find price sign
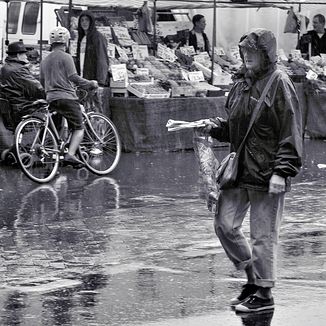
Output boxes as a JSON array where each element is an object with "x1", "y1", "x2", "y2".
[
  {"x1": 111, "y1": 64, "x2": 128, "y2": 81},
  {"x1": 132, "y1": 45, "x2": 149, "y2": 60},
  {"x1": 115, "y1": 46, "x2": 129, "y2": 61},
  {"x1": 291, "y1": 49, "x2": 302, "y2": 60},
  {"x1": 112, "y1": 26, "x2": 131, "y2": 40},
  {"x1": 214, "y1": 47, "x2": 225, "y2": 56},
  {"x1": 306, "y1": 69, "x2": 318, "y2": 80},
  {"x1": 136, "y1": 68, "x2": 149, "y2": 75},
  {"x1": 157, "y1": 43, "x2": 177, "y2": 62},
  {"x1": 107, "y1": 43, "x2": 116, "y2": 58},
  {"x1": 179, "y1": 46, "x2": 196, "y2": 56},
  {"x1": 188, "y1": 71, "x2": 205, "y2": 82}
]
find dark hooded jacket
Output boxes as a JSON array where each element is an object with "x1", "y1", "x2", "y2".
[
  {"x1": 210, "y1": 28, "x2": 302, "y2": 191},
  {"x1": 76, "y1": 10, "x2": 109, "y2": 86},
  {"x1": 0, "y1": 57, "x2": 44, "y2": 107}
]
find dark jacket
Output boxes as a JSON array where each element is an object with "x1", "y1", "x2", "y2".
[
  {"x1": 76, "y1": 10, "x2": 109, "y2": 86},
  {"x1": 188, "y1": 29, "x2": 210, "y2": 53},
  {"x1": 297, "y1": 29, "x2": 326, "y2": 57},
  {"x1": 0, "y1": 57, "x2": 45, "y2": 107},
  {"x1": 210, "y1": 29, "x2": 302, "y2": 191}
]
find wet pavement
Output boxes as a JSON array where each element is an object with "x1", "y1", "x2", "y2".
[{"x1": 0, "y1": 138, "x2": 325, "y2": 326}]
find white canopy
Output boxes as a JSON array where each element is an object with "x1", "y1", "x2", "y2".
[{"x1": 0, "y1": 0, "x2": 309, "y2": 10}]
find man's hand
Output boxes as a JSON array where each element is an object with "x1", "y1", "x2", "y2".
[
  {"x1": 269, "y1": 174, "x2": 285, "y2": 194},
  {"x1": 90, "y1": 80, "x2": 99, "y2": 89}
]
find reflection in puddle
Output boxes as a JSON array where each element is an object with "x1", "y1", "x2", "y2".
[{"x1": 0, "y1": 140, "x2": 325, "y2": 325}]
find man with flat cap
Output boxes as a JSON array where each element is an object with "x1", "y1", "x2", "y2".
[{"x1": 0, "y1": 41, "x2": 45, "y2": 128}]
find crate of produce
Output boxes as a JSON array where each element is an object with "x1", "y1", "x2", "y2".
[
  {"x1": 110, "y1": 78, "x2": 128, "y2": 88},
  {"x1": 127, "y1": 83, "x2": 170, "y2": 98},
  {"x1": 171, "y1": 85, "x2": 198, "y2": 97}
]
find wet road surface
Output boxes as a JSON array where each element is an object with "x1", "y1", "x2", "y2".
[{"x1": 0, "y1": 138, "x2": 325, "y2": 326}]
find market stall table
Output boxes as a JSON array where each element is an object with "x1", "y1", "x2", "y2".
[{"x1": 107, "y1": 96, "x2": 227, "y2": 152}]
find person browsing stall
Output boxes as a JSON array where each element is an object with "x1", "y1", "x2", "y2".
[
  {"x1": 199, "y1": 29, "x2": 302, "y2": 313},
  {"x1": 188, "y1": 14, "x2": 210, "y2": 54},
  {"x1": 40, "y1": 27, "x2": 98, "y2": 168},
  {"x1": 297, "y1": 14, "x2": 326, "y2": 58}
]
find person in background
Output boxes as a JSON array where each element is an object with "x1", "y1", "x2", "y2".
[
  {"x1": 199, "y1": 29, "x2": 302, "y2": 313},
  {"x1": 76, "y1": 10, "x2": 109, "y2": 86},
  {"x1": 188, "y1": 14, "x2": 210, "y2": 54},
  {"x1": 136, "y1": 1, "x2": 153, "y2": 34},
  {"x1": 0, "y1": 41, "x2": 45, "y2": 128},
  {"x1": 297, "y1": 14, "x2": 326, "y2": 58},
  {"x1": 40, "y1": 27, "x2": 98, "y2": 168}
]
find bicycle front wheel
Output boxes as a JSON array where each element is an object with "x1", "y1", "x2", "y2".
[
  {"x1": 78, "y1": 113, "x2": 121, "y2": 175},
  {"x1": 15, "y1": 118, "x2": 59, "y2": 183}
]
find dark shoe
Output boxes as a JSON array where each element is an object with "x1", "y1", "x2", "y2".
[
  {"x1": 63, "y1": 153, "x2": 84, "y2": 168},
  {"x1": 235, "y1": 295, "x2": 274, "y2": 313},
  {"x1": 230, "y1": 284, "x2": 259, "y2": 306},
  {"x1": 2, "y1": 150, "x2": 17, "y2": 166}
]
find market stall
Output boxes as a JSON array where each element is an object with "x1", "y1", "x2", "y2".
[
  {"x1": 3, "y1": 0, "x2": 326, "y2": 151},
  {"x1": 108, "y1": 96, "x2": 227, "y2": 152}
]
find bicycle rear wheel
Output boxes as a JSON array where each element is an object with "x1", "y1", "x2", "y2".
[
  {"x1": 78, "y1": 113, "x2": 121, "y2": 175},
  {"x1": 15, "y1": 118, "x2": 59, "y2": 183}
]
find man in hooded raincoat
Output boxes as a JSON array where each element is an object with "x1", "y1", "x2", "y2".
[
  {"x1": 201, "y1": 29, "x2": 302, "y2": 313},
  {"x1": 76, "y1": 10, "x2": 109, "y2": 86}
]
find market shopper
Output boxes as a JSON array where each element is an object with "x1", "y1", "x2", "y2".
[
  {"x1": 297, "y1": 14, "x2": 326, "y2": 58},
  {"x1": 188, "y1": 14, "x2": 210, "y2": 54},
  {"x1": 199, "y1": 29, "x2": 302, "y2": 312},
  {"x1": 75, "y1": 10, "x2": 109, "y2": 86},
  {"x1": 40, "y1": 26, "x2": 98, "y2": 168},
  {"x1": 0, "y1": 41, "x2": 45, "y2": 128}
]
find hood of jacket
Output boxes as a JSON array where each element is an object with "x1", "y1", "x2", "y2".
[
  {"x1": 234, "y1": 28, "x2": 277, "y2": 83},
  {"x1": 77, "y1": 10, "x2": 97, "y2": 40},
  {"x1": 239, "y1": 28, "x2": 277, "y2": 64}
]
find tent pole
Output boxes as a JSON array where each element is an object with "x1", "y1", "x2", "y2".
[
  {"x1": 68, "y1": 0, "x2": 73, "y2": 31},
  {"x1": 153, "y1": 0, "x2": 157, "y2": 55},
  {"x1": 40, "y1": 0, "x2": 43, "y2": 60},
  {"x1": 210, "y1": 0, "x2": 217, "y2": 85},
  {"x1": 4, "y1": 0, "x2": 9, "y2": 47}
]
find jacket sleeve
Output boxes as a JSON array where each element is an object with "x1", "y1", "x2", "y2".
[
  {"x1": 209, "y1": 120, "x2": 229, "y2": 142},
  {"x1": 95, "y1": 33, "x2": 109, "y2": 86},
  {"x1": 273, "y1": 76, "x2": 303, "y2": 178}
]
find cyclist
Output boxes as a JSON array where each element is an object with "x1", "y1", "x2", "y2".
[{"x1": 40, "y1": 26, "x2": 98, "y2": 168}]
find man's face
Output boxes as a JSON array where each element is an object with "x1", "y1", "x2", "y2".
[
  {"x1": 17, "y1": 52, "x2": 29, "y2": 63},
  {"x1": 80, "y1": 16, "x2": 90, "y2": 32},
  {"x1": 313, "y1": 17, "x2": 324, "y2": 33},
  {"x1": 195, "y1": 17, "x2": 206, "y2": 32}
]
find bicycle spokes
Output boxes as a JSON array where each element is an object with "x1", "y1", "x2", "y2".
[{"x1": 15, "y1": 118, "x2": 59, "y2": 183}]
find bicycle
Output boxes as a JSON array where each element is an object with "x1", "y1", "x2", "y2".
[{"x1": 14, "y1": 95, "x2": 121, "y2": 183}]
